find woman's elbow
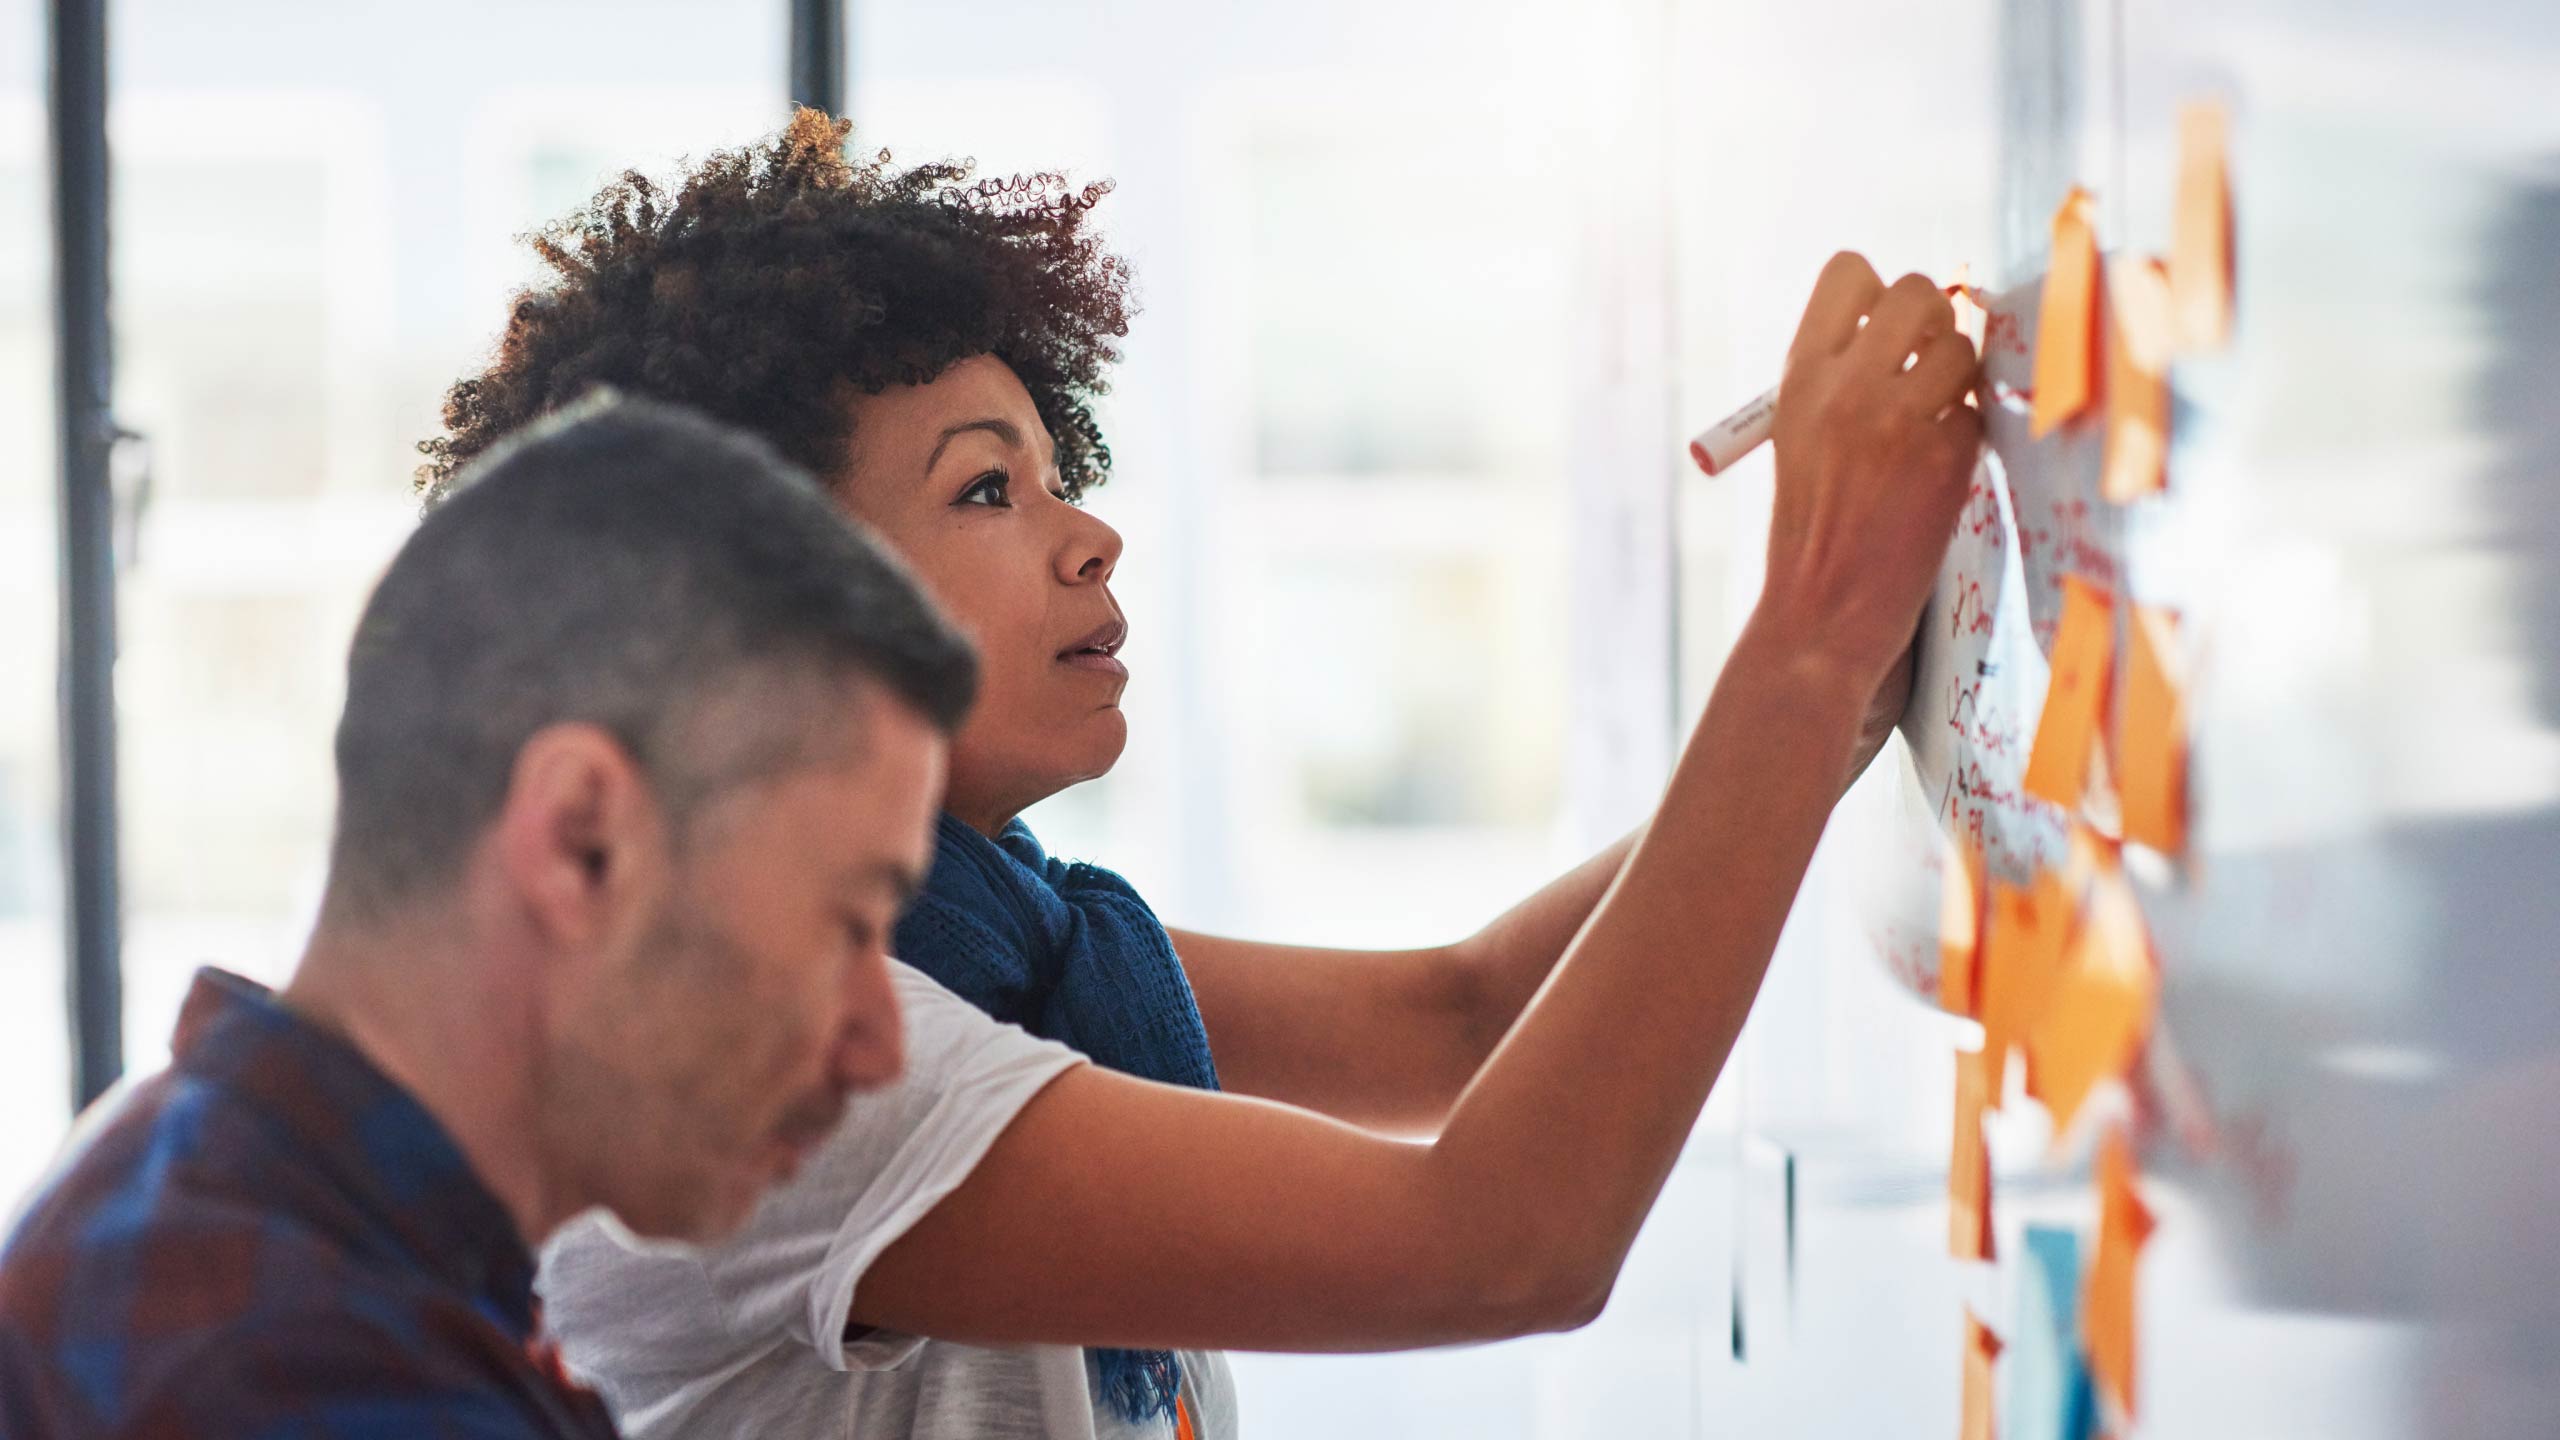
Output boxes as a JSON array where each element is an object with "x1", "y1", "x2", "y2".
[
  {"x1": 1432, "y1": 1236, "x2": 1620, "y2": 1341},
  {"x1": 1529, "y1": 1258, "x2": 1617, "y2": 1334}
]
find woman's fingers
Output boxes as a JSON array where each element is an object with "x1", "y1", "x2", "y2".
[
  {"x1": 1852, "y1": 272, "x2": 1957, "y2": 379},
  {"x1": 1787, "y1": 251, "x2": 1887, "y2": 368},
  {"x1": 1903, "y1": 328, "x2": 1981, "y2": 416}
]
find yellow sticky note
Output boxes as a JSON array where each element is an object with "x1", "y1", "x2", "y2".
[
  {"x1": 2024, "y1": 577, "x2": 2118, "y2": 809},
  {"x1": 2032, "y1": 187, "x2": 2102, "y2": 438},
  {"x1": 2102, "y1": 258, "x2": 2175, "y2": 504},
  {"x1": 2085, "y1": 1127, "x2": 2155, "y2": 1422},
  {"x1": 1963, "y1": 1309, "x2": 2004, "y2": 1440},
  {"x1": 2116, "y1": 605, "x2": 2189, "y2": 856},
  {"x1": 1978, "y1": 868, "x2": 2074, "y2": 1098},
  {"x1": 2025, "y1": 844, "x2": 2158, "y2": 1137},
  {"x1": 1950, "y1": 1046, "x2": 1996, "y2": 1261},
  {"x1": 2171, "y1": 101, "x2": 2235, "y2": 352},
  {"x1": 1941, "y1": 840, "x2": 1986, "y2": 1019}
]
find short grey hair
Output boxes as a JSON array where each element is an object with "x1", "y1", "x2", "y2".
[{"x1": 326, "y1": 393, "x2": 975, "y2": 920}]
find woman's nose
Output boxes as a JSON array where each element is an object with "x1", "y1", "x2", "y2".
[{"x1": 1059, "y1": 508, "x2": 1123, "y2": 585}]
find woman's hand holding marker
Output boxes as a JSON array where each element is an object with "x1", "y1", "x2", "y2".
[{"x1": 1760, "y1": 254, "x2": 1984, "y2": 696}]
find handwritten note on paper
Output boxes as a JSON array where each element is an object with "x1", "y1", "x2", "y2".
[
  {"x1": 1984, "y1": 276, "x2": 2129, "y2": 655},
  {"x1": 1902, "y1": 275, "x2": 2125, "y2": 815},
  {"x1": 2084, "y1": 1127, "x2": 2154, "y2": 1423},
  {"x1": 2101, "y1": 259, "x2": 2174, "y2": 504},
  {"x1": 2024, "y1": 577, "x2": 2117, "y2": 809},
  {"x1": 2171, "y1": 100, "x2": 2235, "y2": 353},
  {"x1": 1882, "y1": 273, "x2": 2132, "y2": 1005},
  {"x1": 2115, "y1": 605, "x2": 2188, "y2": 856},
  {"x1": 2024, "y1": 842, "x2": 2158, "y2": 1138},
  {"x1": 2032, "y1": 187, "x2": 2101, "y2": 438},
  {"x1": 1951, "y1": 1045, "x2": 1997, "y2": 1261},
  {"x1": 1963, "y1": 1309, "x2": 2004, "y2": 1440}
]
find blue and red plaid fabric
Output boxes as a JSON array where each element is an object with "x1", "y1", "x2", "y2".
[{"x1": 0, "y1": 968, "x2": 621, "y2": 1439}]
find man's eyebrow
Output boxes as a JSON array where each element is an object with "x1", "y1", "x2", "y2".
[
  {"x1": 840, "y1": 857, "x2": 926, "y2": 913},
  {"x1": 924, "y1": 417, "x2": 1025, "y2": 476}
]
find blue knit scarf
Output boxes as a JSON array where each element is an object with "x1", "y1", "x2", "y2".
[{"x1": 891, "y1": 813, "x2": 1220, "y2": 1426}]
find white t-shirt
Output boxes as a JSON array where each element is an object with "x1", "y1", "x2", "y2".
[{"x1": 537, "y1": 960, "x2": 1238, "y2": 1440}]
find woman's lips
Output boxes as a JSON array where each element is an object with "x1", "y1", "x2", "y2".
[
  {"x1": 1057, "y1": 616, "x2": 1128, "y2": 679},
  {"x1": 1059, "y1": 650, "x2": 1128, "y2": 679}
]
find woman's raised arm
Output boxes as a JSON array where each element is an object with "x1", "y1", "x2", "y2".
[{"x1": 852, "y1": 255, "x2": 1981, "y2": 1353}]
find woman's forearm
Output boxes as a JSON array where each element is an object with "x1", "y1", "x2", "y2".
[
  {"x1": 1421, "y1": 611, "x2": 1868, "y2": 1303},
  {"x1": 1446, "y1": 640, "x2": 1912, "y2": 1075},
  {"x1": 1447, "y1": 830, "x2": 1640, "y2": 1069}
]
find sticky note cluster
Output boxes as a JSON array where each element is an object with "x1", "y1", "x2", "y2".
[
  {"x1": 1946, "y1": 790, "x2": 2161, "y2": 1424},
  {"x1": 2026, "y1": 100, "x2": 2235, "y2": 470},
  {"x1": 1934, "y1": 103, "x2": 2230, "y2": 1435},
  {"x1": 2021, "y1": 579, "x2": 2192, "y2": 864}
]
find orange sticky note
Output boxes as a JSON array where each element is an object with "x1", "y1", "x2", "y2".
[
  {"x1": 2084, "y1": 1127, "x2": 2155, "y2": 1422},
  {"x1": 1962, "y1": 1309, "x2": 2004, "y2": 1440},
  {"x1": 2024, "y1": 577, "x2": 2118, "y2": 809},
  {"x1": 1940, "y1": 840, "x2": 1987, "y2": 1019},
  {"x1": 2025, "y1": 848, "x2": 2158, "y2": 1137},
  {"x1": 2102, "y1": 258, "x2": 2174, "y2": 503},
  {"x1": 2171, "y1": 101, "x2": 2235, "y2": 352},
  {"x1": 1950, "y1": 1046, "x2": 1996, "y2": 1261},
  {"x1": 2116, "y1": 605, "x2": 2189, "y2": 856},
  {"x1": 2031, "y1": 187, "x2": 2101, "y2": 438},
  {"x1": 1977, "y1": 868, "x2": 2074, "y2": 1096}
]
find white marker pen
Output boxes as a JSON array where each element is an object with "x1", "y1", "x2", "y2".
[{"x1": 1687, "y1": 384, "x2": 1780, "y2": 477}]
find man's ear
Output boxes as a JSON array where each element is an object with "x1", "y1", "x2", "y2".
[{"x1": 490, "y1": 723, "x2": 671, "y2": 951}]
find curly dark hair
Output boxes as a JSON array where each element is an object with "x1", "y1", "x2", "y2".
[{"x1": 419, "y1": 109, "x2": 1134, "y2": 502}]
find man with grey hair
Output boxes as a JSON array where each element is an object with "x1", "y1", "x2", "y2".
[{"x1": 0, "y1": 397, "x2": 982, "y2": 1437}]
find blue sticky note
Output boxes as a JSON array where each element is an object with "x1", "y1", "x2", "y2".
[{"x1": 2009, "y1": 1224, "x2": 2099, "y2": 1440}]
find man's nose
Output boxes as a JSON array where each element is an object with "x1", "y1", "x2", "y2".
[{"x1": 831, "y1": 953, "x2": 907, "y2": 1093}]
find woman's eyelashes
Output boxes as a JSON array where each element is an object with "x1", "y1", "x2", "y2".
[{"x1": 955, "y1": 468, "x2": 1074, "y2": 509}]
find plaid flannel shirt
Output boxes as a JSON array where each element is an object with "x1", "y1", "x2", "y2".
[{"x1": 0, "y1": 968, "x2": 620, "y2": 1440}]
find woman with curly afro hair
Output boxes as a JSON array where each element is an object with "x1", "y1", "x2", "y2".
[{"x1": 430, "y1": 110, "x2": 1973, "y2": 1440}]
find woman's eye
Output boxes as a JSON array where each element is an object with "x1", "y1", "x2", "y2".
[{"x1": 957, "y1": 470, "x2": 1011, "y2": 507}]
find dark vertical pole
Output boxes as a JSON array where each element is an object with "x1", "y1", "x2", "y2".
[
  {"x1": 788, "y1": 0, "x2": 846, "y2": 116},
  {"x1": 49, "y1": 0, "x2": 122, "y2": 1109}
]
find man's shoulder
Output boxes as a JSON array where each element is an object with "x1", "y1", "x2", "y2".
[
  {"x1": 4, "y1": 1069, "x2": 266, "y2": 1305},
  {"x1": 0, "y1": 1073, "x2": 560, "y2": 1438},
  {"x1": 2, "y1": 1292, "x2": 566, "y2": 1440}
]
